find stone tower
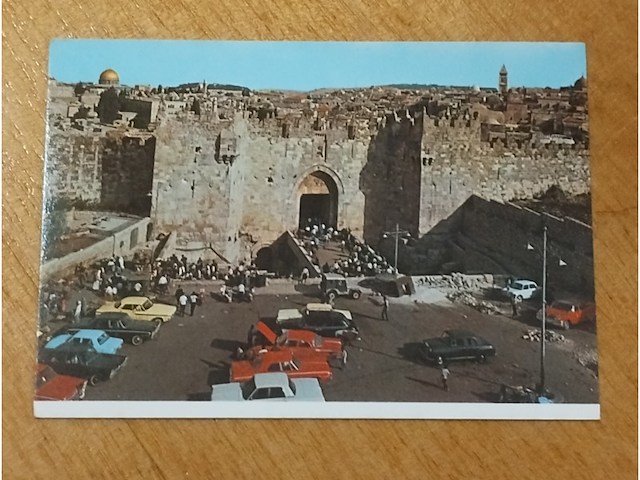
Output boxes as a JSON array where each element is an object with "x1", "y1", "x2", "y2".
[{"x1": 499, "y1": 65, "x2": 508, "y2": 96}]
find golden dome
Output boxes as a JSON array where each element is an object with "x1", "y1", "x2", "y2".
[{"x1": 99, "y1": 69, "x2": 120, "y2": 85}]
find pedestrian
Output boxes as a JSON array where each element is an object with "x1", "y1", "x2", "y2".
[
  {"x1": 441, "y1": 366, "x2": 450, "y2": 391},
  {"x1": 133, "y1": 282, "x2": 143, "y2": 294},
  {"x1": 178, "y1": 293, "x2": 188, "y2": 316},
  {"x1": 247, "y1": 324, "x2": 257, "y2": 347},
  {"x1": 157, "y1": 274, "x2": 168, "y2": 294},
  {"x1": 73, "y1": 300, "x2": 82, "y2": 323},
  {"x1": 511, "y1": 295, "x2": 521, "y2": 318},
  {"x1": 299, "y1": 267, "x2": 309, "y2": 285},
  {"x1": 189, "y1": 291, "x2": 199, "y2": 316},
  {"x1": 175, "y1": 286, "x2": 185, "y2": 307},
  {"x1": 105, "y1": 284, "x2": 114, "y2": 301},
  {"x1": 381, "y1": 295, "x2": 389, "y2": 321}
]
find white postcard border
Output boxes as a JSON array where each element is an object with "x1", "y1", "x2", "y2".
[{"x1": 35, "y1": 401, "x2": 600, "y2": 420}]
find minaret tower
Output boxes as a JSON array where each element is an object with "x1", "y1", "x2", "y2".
[{"x1": 499, "y1": 65, "x2": 508, "y2": 96}]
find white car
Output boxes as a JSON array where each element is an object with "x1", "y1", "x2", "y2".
[
  {"x1": 276, "y1": 302, "x2": 353, "y2": 324},
  {"x1": 503, "y1": 280, "x2": 539, "y2": 300},
  {"x1": 211, "y1": 372, "x2": 326, "y2": 402}
]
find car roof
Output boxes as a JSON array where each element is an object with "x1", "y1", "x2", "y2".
[
  {"x1": 322, "y1": 273, "x2": 346, "y2": 280},
  {"x1": 259, "y1": 350, "x2": 295, "y2": 362},
  {"x1": 306, "y1": 303, "x2": 333, "y2": 312},
  {"x1": 513, "y1": 280, "x2": 536, "y2": 286},
  {"x1": 72, "y1": 329, "x2": 107, "y2": 339},
  {"x1": 285, "y1": 330, "x2": 318, "y2": 342},
  {"x1": 253, "y1": 372, "x2": 289, "y2": 388},
  {"x1": 119, "y1": 296, "x2": 150, "y2": 304}
]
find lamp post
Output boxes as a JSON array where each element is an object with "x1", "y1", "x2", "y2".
[
  {"x1": 540, "y1": 225, "x2": 547, "y2": 394},
  {"x1": 382, "y1": 223, "x2": 409, "y2": 274}
]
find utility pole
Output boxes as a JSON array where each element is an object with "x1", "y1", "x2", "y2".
[
  {"x1": 540, "y1": 225, "x2": 547, "y2": 394},
  {"x1": 383, "y1": 224, "x2": 408, "y2": 275}
]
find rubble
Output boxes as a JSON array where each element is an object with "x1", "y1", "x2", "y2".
[
  {"x1": 415, "y1": 273, "x2": 494, "y2": 291},
  {"x1": 521, "y1": 329, "x2": 566, "y2": 343},
  {"x1": 446, "y1": 290, "x2": 502, "y2": 315},
  {"x1": 574, "y1": 348, "x2": 598, "y2": 374}
]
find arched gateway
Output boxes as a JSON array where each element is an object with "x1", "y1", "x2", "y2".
[{"x1": 295, "y1": 169, "x2": 340, "y2": 229}]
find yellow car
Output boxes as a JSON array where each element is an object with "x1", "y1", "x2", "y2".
[{"x1": 96, "y1": 296, "x2": 176, "y2": 323}]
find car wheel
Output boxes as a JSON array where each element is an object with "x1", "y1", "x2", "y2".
[
  {"x1": 516, "y1": 295, "x2": 523, "y2": 301},
  {"x1": 131, "y1": 335, "x2": 144, "y2": 346},
  {"x1": 328, "y1": 291, "x2": 337, "y2": 301},
  {"x1": 351, "y1": 290, "x2": 361, "y2": 300},
  {"x1": 152, "y1": 317, "x2": 164, "y2": 323},
  {"x1": 89, "y1": 374, "x2": 100, "y2": 386}
]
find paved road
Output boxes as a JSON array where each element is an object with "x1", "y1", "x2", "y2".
[{"x1": 84, "y1": 288, "x2": 599, "y2": 403}]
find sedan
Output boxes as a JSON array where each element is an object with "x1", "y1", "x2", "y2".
[{"x1": 421, "y1": 330, "x2": 496, "y2": 365}]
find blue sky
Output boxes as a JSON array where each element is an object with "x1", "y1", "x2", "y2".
[{"x1": 49, "y1": 40, "x2": 586, "y2": 91}]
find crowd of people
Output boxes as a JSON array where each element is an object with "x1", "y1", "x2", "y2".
[{"x1": 295, "y1": 222, "x2": 395, "y2": 278}]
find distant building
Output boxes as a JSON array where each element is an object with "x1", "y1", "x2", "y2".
[{"x1": 99, "y1": 68, "x2": 120, "y2": 86}]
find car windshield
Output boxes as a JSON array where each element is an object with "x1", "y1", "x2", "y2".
[
  {"x1": 114, "y1": 301, "x2": 122, "y2": 308},
  {"x1": 97, "y1": 333, "x2": 109, "y2": 345},
  {"x1": 142, "y1": 299, "x2": 153, "y2": 310},
  {"x1": 512, "y1": 283, "x2": 524, "y2": 290},
  {"x1": 552, "y1": 302, "x2": 576, "y2": 311},
  {"x1": 240, "y1": 379, "x2": 257, "y2": 400}
]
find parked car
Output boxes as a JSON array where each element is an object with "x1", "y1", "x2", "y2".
[
  {"x1": 44, "y1": 329, "x2": 123, "y2": 355},
  {"x1": 211, "y1": 372, "x2": 326, "y2": 402},
  {"x1": 68, "y1": 313, "x2": 161, "y2": 346},
  {"x1": 241, "y1": 321, "x2": 347, "y2": 365},
  {"x1": 320, "y1": 273, "x2": 362, "y2": 301},
  {"x1": 498, "y1": 384, "x2": 564, "y2": 404},
  {"x1": 421, "y1": 330, "x2": 496, "y2": 365},
  {"x1": 276, "y1": 303, "x2": 359, "y2": 342},
  {"x1": 503, "y1": 279, "x2": 539, "y2": 300},
  {"x1": 230, "y1": 350, "x2": 333, "y2": 384},
  {"x1": 536, "y1": 299, "x2": 596, "y2": 329},
  {"x1": 38, "y1": 347, "x2": 128, "y2": 386},
  {"x1": 35, "y1": 363, "x2": 87, "y2": 401},
  {"x1": 96, "y1": 296, "x2": 176, "y2": 323}
]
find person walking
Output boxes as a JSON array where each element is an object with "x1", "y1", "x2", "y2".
[
  {"x1": 178, "y1": 293, "x2": 188, "y2": 317},
  {"x1": 189, "y1": 291, "x2": 199, "y2": 317},
  {"x1": 73, "y1": 300, "x2": 82, "y2": 323},
  {"x1": 511, "y1": 295, "x2": 521, "y2": 318},
  {"x1": 441, "y1": 366, "x2": 450, "y2": 391},
  {"x1": 381, "y1": 295, "x2": 390, "y2": 321}
]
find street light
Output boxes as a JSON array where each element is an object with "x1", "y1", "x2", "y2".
[
  {"x1": 382, "y1": 223, "x2": 409, "y2": 274},
  {"x1": 527, "y1": 225, "x2": 566, "y2": 395}
]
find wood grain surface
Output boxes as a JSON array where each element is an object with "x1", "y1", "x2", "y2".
[{"x1": 3, "y1": 1, "x2": 637, "y2": 478}]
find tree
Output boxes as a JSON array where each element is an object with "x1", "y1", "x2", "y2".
[
  {"x1": 191, "y1": 99, "x2": 201, "y2": 115},
  {"x1": 96, "y1": 87, "x2": 121, "y2": 124}
]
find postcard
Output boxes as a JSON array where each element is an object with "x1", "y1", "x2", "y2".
[{"x1": 35, "y1": 40, "x2": 598, "y2": 419}]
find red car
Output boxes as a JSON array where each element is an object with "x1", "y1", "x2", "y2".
[
  {"x1": 537, "y1": 300, "x2": 596, "y2": 329},
  {"x1": 35, "y1": 363, "x2": 88, "y2": 401},
  {"x1": 244, "y1": 322, "x2": 347, "y2": 365},
  {"x1": 230, "y1": 350, "x2": 333, "y2": 384}
]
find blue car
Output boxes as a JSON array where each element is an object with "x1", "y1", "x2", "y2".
[{"x1": 45, "y1": 329, "x2": 124, "y2": 355}]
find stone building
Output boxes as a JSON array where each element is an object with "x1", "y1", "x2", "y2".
[{"x1": 44, "y1": 68, "x2": 592, "y2": 271}]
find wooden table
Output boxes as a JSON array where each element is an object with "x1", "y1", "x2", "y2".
[{"x1": 3, "y1": 1, "x2": 637, "y2": 478}]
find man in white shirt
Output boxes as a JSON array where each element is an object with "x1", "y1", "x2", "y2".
[{"x1": 178, "y1": 293, "x2": 188, "y2": 316}]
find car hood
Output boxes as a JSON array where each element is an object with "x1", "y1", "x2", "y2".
[
  {"x1": 290, "y1": 378, "x2": 326, "y2": 401},
  {"x1": 211, "y1": 383, "x2": 244, "y2": 401},
  {"x1": 36, "y1": 374, "x2": 87, "y2": 401},
  {"x1": 102, "y1": 337, "x2": 124, "y2": 354}
]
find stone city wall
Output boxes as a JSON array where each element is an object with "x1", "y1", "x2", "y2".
[
  {"x1": 418, "y1": 115, "x2": 591, "y2": 234},
  {"x1": 458, "y1": 196, "x2": 594, "y2": 295}
]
